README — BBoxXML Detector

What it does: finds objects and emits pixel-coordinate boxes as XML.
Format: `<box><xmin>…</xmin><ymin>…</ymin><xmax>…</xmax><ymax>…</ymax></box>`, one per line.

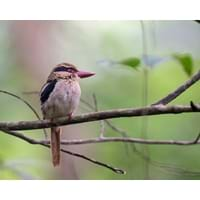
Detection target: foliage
<box><xmin>173</xmin><ymin>53</ymin><xmax>194</xmax><ymax>76</ymax></box>
<box><xmin>119</xmin><ymin>57</ymin><xmax>140</xmax><ymax>69</ymax></box>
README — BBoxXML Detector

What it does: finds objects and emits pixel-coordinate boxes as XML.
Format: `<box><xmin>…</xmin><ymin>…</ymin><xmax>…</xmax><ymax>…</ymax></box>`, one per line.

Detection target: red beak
<box><xmin>77</xmin><ymin>70</ymin><xmax>95</xmax><ymax>78</ymax></box>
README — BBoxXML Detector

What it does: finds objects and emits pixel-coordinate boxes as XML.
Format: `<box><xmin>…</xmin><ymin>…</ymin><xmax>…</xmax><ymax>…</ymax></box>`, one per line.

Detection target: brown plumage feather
<box><xmin>50</xmin><ymin>127</ymin><xmax>61</xmax><ymax>166</ymax></box>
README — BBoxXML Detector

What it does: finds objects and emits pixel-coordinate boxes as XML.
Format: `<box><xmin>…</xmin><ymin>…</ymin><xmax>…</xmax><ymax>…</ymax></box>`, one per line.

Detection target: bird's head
<box><xmin>48</xmin><ymin>63</ymin><xmax>95</xmax><ymax>81</ymax></box>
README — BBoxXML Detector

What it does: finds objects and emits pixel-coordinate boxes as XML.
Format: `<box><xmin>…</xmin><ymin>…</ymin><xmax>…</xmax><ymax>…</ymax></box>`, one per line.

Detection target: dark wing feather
<box><xmin>40</xmin><ymin>79</ymin><xmax>57</xmax><ymax>104</ymax></box>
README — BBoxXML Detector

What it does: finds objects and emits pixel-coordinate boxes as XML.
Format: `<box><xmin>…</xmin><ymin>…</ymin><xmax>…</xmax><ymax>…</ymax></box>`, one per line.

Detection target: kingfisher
<box><xmin>40</xmin><ymin>63</ymin><xmax>95</xmax><ymax>166</ymax></box>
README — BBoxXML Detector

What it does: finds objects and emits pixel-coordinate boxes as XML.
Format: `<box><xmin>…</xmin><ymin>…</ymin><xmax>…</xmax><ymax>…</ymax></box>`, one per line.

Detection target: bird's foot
<box><xmin>67</xmin><ymin>113</ymin><xmax>73</xmax><ymax>121</ymax></box>
<box><xmin>50</xmin><ymin>118</ymin><xmax>59</xmax><ymax>127</ymax></box>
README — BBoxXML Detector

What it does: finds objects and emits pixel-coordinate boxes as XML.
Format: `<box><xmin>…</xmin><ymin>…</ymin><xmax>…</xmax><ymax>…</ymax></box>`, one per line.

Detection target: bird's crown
<box><xmin>47</xmin><ymin>63</ymin><xmax>78</xmax><ymax>81</ymax></box>
<box><xmin>52</xmin><ymin>63</ymin><xmax>78</xmax><ymax>73</ymax></box>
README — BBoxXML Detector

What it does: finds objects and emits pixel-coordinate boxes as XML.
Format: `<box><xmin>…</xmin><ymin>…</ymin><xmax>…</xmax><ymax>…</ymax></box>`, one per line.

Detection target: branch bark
<box><xmin>55</xmin><ymin>134</ymin><xmax>200</xmax><ymax>146</ymax></box>
<box><xmin>0</xmin><ymin>104</ymin><xmax>199</xmax><ymax>131</ymax></box>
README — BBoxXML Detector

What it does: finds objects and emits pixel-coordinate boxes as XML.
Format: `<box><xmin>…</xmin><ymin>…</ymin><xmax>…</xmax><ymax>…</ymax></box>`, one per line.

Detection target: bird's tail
<box><xmin>50</xmin><ymin>127</ymin><xmax>61</xmax><ymax>167</ymax></box>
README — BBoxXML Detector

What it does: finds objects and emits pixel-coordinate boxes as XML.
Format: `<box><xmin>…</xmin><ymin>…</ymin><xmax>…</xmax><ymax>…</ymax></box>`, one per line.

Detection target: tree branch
<box><xmin>2</xmin><ymin>126</ymin><xmax>200</xmax><ymax>147</ymax></box>
<box><xmin>152</xmin><ymin>70</ymin><xmax>200</xmax><ymax>105</ymax></box>
<box><xmin>0</xmin><ymin>104</ymin><xmax>199</xmax><ymax>131</ymax></box>
<box><xmin>0</xmin><ymin>89</ymin><xmax>47</xmax><ymax>139</ymax></box>
<box><xmin>40</xmin><ymin>134</ymin><xmax>200</xmax><ymax>146</ymax></box>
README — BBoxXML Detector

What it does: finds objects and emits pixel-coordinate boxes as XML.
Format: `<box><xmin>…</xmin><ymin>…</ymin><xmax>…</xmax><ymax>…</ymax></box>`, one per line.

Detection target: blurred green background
<box><xmin>0</xmin><ymin>20</ymin><xmax>199</xmax><ymax>179</ymax></box>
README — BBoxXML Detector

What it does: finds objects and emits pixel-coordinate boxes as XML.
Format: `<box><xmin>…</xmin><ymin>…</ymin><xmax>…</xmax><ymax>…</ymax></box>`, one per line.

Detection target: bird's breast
<box><xmin>41</xmin><ymin>80</ymin><xmax>81</xmax><ymax>119</ymax></box>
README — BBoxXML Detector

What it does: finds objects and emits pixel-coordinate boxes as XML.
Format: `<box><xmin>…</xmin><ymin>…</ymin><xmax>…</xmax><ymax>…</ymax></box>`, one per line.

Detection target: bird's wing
<box><xmin>40</xmin><ymin>79</ymin><xmax>57</xmax><ymax>104</ymax></box>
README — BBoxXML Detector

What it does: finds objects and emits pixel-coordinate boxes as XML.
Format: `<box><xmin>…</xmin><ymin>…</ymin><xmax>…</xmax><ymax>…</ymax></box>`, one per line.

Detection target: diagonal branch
<box><xmin>152</xmin><ymin>70</ymin><xmax>200</xmax><ymax>105</ymax></box>
<box><xmin>0</xmin><ymin>104</ymin><xmax>199</xmax><ymax>131</ymax></box>
<box><xmin>0</xmin><ymin>90</ymin><xmax>47</xmax><ymax>139</ymax></box>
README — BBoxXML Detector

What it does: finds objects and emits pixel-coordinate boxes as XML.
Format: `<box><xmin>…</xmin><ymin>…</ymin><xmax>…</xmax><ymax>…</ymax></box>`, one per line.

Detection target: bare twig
<box><xmin>92</xmin><ymin>94</ymin><xmax>98</xmax><ymax>111</ymax></box>
<box><xmin>153</xmin><ymin>70</ymin><xmax>200</xmax><ymax>105</ymax></box>
<box><xmin>104</xmin><ymin>120</ymin><xmax>129</xmax><ymax>137</ymax></box>
<box><xmin>99</xmin><ymin>120</ymin><xmax>105</xmax><ymax>138</ymax></box>
<box><xmin>0</xmin><ymin>90</ymin><xmax>41</xmax><ymax>121</ymax></box>
<box><xmin>41</xmin><ymin>135</ymin><xmax>200</xmax><ymax>146</ymax></box>
<box><xmin>0</xmin><ymin>90</ymin><xmax>47</xmax><ymax>139</ymax></box>
<box><xmin>80</xmin><ymin>98</ymin><xmax>95</xmax><ymax>110</ymax></box>
<box><xmin>92</xmin><ymin>94</ymin><xmax>105</xmax><ymax>138</ymax></box>
<box><xmin>0</xmin><ymin>129</ymin><xmax>125</xmax><ymax>174</ymax></box>
<box><xmin>0</xmin><ymin>104</ymin><xmax>199</xmax><ymax>131</ymax></box>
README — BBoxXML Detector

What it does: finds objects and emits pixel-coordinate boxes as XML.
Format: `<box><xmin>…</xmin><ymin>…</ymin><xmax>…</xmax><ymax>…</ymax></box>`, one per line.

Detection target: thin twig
<box><xmin>0</xmin><ymin>90</ymin><xmax>41</xmax><ymax>121</ymax></box>
<box><xmin>99</xmin><ymin>119</ymin><xmax>105</xmax><ymax>138</ymax></box>
<box><xmin>92</xmin><ymin>94</ymin><xmax>105</xmax><ymax>138</ymax></box>
<box><xmin>80</xmin><ymin>98</ymin><xmax>95</xmax><ymax>110</ymax></box>
<box><xmin>104</xmin><ymin>120</ymin><xmax>129</xmax><ymax>137</ymax></box>
<box><xmin>0</xmin><ymin>90</ymin><xmax>47</xmax><ymax>139</ymax></box>
<box><xmin>40</xmin><ymin>135</ymin><xmax>200</xmax><ymax>146</ymax></box>
<box><xmin>0</xmin><ymin>129</ymin><xmax>125</xmax><ymax>174</ymax></box>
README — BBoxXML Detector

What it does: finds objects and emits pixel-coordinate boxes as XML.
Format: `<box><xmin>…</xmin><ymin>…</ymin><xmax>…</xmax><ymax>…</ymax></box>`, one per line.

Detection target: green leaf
<box><xmin>119</xmin><ymin>57</ymin><xmax>140</xmax><ymax>69</ymax></box>
<box><xmin>173</xmin><ymin>53</ymin><xmax>193</xmax><ymax>76</ymax></box>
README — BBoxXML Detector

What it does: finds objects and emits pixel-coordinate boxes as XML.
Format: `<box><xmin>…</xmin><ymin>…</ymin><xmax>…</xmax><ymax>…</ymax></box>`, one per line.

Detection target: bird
<box><xmin>40</xmin><ymin>62</ymin><xmax>95</xmax><ymax>166</ymax></box>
